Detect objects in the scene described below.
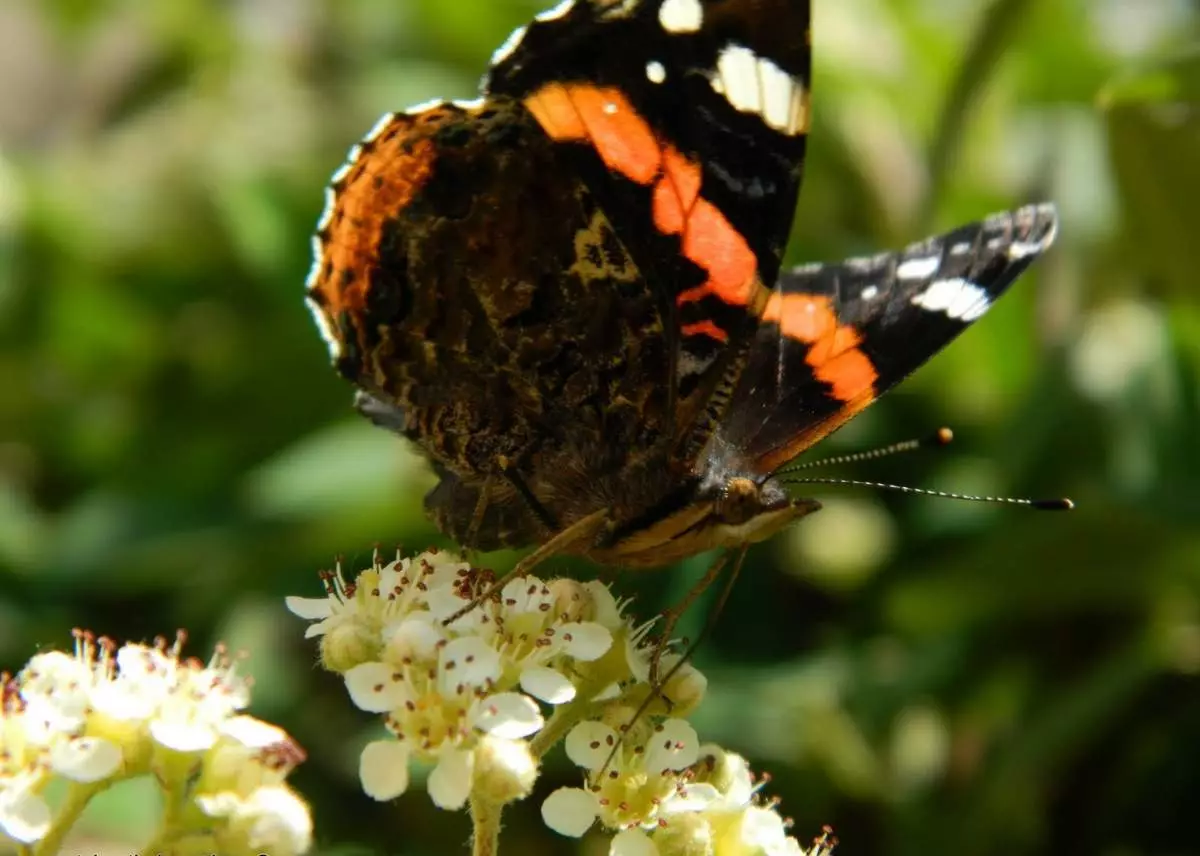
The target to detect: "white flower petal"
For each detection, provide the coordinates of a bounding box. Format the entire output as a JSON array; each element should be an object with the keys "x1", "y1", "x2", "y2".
[
  {"x1": 520, "y1": 666, "x2": 577, "y2": 704},
  {"x1": 541, "y1": 787, "x2": 599, "y2": 837},
  {"x1": 473, "y1": 692, "x2": 544, "y2": 739},
  {"x1": 425, "y1": 585, "x2": 471, "y2": 625},
  {"x1": 114, "y1": 643, "x2": 176, "y2": 682},
  {"x1": 344, "y1": 662, "x2": 407, "y2": 713},
  {"x1": 501, "y1": 575, "x2": 553, "y2": 614},
  {"x1": 284, "y1": 595, "x2": 333, "y2": 621},
  {"x1": 196, "y1": 792, "x2": 240, "y2": 818},
  {"x1": 235, "y1": 785, "x2": 314, "y2": 853},
  {"x1": 359, "y1": 740, "x2": 410, "y2": 800},
  {"x1": 645, "y1": 719, "x2": 699, "y2": 773},
  {"x1": 49, "y1": 737, "x2": 122, "y2": 782},
  {"x1": 667, "y1": 782, "x2": 722, "y2": 813},
  {"x1": 740, "y1": 805, "x2": 789, "y2": 849},
  {"x1": 418, "y1": 551, "x2": 473, "y2": 589},
  {"x1": 303, "y1": 622, "x2": 330, "y2": 639},
  {"x1": 428, "y1": 747, "x2": 474, "y2": 810},
  {"x1": 611, "y1": 828, "x2": 659, "y2": 856},
  {"x1": 582, "y1": 580, "x2": 623, "y2": 628},
  {"x1": 150, "y1": 718, "x2": 218, "y2": 753},
  {"x1": 383, "y1": 615, "x2": 445, "y2": 662},
  {"x1": 90, "y1": 678, "x2": 157, "y2": 722},
  {"x1": 713, "y1": 747, "x2": 754, "y2": 806},
  {"x1": 559, "y1": 622, "x2": 613, "y2": 661},
  {"x1": 439, "y1": 636, "x2": 502, "y2": 691},
  {"x1": 0, "y1": 788, "x2": 52, "y2": 843},
  {"x1": 220, "y1": 715, "x2": 290, "y2": 750},
  {"x1": 565, "y1": 720, "x2": 618, "y2": 771}
]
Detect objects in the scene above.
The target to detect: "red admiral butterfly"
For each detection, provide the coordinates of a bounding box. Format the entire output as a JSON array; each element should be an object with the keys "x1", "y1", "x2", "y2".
[{"x1": 305, "y1": 0, "x2": 1059, "y2": 574}]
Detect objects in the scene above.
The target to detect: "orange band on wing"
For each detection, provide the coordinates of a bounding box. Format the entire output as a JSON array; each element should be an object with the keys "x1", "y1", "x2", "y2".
[
  {"x1": 680, "y1": 320, "x2": 730, "y2": 342},
  {"x1": 763, "y1": 293, "x2": 879, "y2": 402},
  {"x1": 524, "y1": 83, "x2": 765, "y2": 315},
  {"x1": 525, "y1": 83, "x2": 660, "y2": 184}
]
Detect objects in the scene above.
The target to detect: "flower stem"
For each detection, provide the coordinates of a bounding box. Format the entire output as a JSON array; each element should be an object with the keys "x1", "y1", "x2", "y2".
[
  {"x1": 32, "y1": 781, "x2": 105, "y2": 856},
  {"x1": 530, "y1": 703, "x2": 588, "y2": 759},
  {"x1": 470, "y1": 792, "x2": 503, "y2": 856}
]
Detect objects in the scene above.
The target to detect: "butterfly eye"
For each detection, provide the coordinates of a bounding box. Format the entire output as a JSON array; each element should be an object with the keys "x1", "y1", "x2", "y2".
[{"x1": 714, "y1": 477, "x2": 761, "y2": 525}]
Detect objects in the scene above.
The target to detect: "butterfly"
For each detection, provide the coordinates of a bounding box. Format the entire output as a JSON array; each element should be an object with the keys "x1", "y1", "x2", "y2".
[{"x1": 304, "y1": 0, "x2": 1059, "y2": 576}]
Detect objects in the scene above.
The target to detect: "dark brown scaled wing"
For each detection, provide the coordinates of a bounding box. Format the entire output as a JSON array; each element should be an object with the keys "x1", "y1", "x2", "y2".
[
  {"x1": 706, "y1": 203, "x2": 1060, "y2": 477},
  {"x1": 487, "y1": 0, "x2": 813, "y2": 393}
]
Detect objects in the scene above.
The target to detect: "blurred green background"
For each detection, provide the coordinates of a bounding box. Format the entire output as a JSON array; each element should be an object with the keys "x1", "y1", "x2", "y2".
[{"x1": 2, "y1": 0, "x2": 1198, "y2": 853}]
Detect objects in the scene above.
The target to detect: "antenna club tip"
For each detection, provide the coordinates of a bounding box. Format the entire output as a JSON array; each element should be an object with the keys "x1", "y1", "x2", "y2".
[
  {"x1": 933, "y1": 427, "x2": 954, "y2": 445},
  {"x1": 1034, "y1": 498, "x2": 1075, "y2": 511}
]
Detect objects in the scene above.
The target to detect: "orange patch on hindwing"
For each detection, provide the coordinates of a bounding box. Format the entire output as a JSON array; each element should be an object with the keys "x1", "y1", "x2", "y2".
[
  {"x1": 680, "y1": 320, "x2": 730, "y2": 342},
  {"x1": 763, "y1": 293, "x2": 878, "y2": 402},
  {"x1": 524, "y1": 83, "x2": 765, "y2": 319},
  {"x1": 317, "y1": 129, "x2": 437, "y2": 319}
]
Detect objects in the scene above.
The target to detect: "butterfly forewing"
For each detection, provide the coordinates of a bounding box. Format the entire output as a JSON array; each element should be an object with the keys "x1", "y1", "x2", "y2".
[{"x1": 487, "y1": 0, "x2": 812, "y2": 393}]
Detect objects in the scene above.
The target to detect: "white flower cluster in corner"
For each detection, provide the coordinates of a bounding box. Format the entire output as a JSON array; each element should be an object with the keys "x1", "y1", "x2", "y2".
[
  {"x1": 543, "y1": 737, "x2": 837, "y2": 856},
  {"x1": 287, "y1": 548, "x2": 631, "y2": 810},
  {"x1": 0, "y1": 631, "x2": 311, "y2": 854}
]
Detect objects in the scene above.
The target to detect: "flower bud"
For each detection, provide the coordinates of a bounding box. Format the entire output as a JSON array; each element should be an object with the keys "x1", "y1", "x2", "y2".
[{"x1": 472, "y1": 736, "x2": 539, "y2": 806}]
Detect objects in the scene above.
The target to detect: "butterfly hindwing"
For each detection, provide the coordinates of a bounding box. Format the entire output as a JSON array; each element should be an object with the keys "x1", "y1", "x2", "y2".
[
  {"x1": 487, "y1": 0, "x2": 812, "y2": 391},
  {"x1": 708, "y1": 203, "x2": 1060, "y2": 475}
]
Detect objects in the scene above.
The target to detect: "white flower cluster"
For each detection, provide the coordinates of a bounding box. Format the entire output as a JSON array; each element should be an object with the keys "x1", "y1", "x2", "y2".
[
  {"x1": 544, "y1": 737, "x2": 835, "y2": 856},
  {"x1": 290, "y1": 548, "x2": 830, "y2": 856},
  {"x1": 287, "y1": 549, "x2": 645, "y2": 809},
  {"x1": 0, "y1": 631, "x2": 311, "y2": 854}
]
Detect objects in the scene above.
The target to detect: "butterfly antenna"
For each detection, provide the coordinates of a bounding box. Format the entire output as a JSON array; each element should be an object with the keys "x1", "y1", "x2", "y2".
[
  {"x1": 775, "y1": 427, "x2": 955, "y2": 475},
  {"x1": 779, "y1": 475, "x2": 1074, "y2": 510}
]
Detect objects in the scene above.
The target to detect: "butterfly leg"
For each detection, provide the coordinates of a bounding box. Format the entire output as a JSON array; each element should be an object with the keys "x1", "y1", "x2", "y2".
[
  {"x1": 594, "y1": 546, "x2": 749, "y2": 781},
  {"x1": 648, "y1": 547, "x2": 744, "y2": 685},
  {"x1": 441, "y1": 506, "x2": 610, "y2": 627},
  {"x1": 459, "y1": 470, "x2": 497, "y2": 559}
]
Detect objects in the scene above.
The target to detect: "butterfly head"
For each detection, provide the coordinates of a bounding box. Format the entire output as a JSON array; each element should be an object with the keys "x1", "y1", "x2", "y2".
[{"x1": 594, "y1": 473, "x2": 820, "y2": 568}]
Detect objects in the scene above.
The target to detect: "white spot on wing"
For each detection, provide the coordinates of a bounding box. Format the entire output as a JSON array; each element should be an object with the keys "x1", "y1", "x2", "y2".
[
  {"x1": 658, "y1": 0, "x2": 703, "y2": 33},
  {"x1": 403, "y1": 98, "x2": 443, "y2": 116},
  {"x1": 910, "y1": 277, "x2": 991, "y2": 322},
  {"x1": 330, "y1": 144, "x2": 360, "y2": 184},
  {"x1": 306, "y1": 295, "x2": 343, "y2": 360},
  {"x1": 452, "y1": 97, "x2": 485, "y2": 111},
  {"x1": 305, "y1": 235, "x2": 324, "y2": 289},
  {"x1": 363, "y1": 112, "x2": 396, "y2": 143},
  {"x1": 1008, "y1": 238, "x2": 1045, "y2": 260},
  {"x1": 949, "y1": 241, "x2": 971, "y2": 256},
  {"x1": 646, "y1": 60, "x2": 666, "y2": 83},
  {"x1": 317, "y1": 186, "x2": 337, "y2": 230},
  {"x1": 896, "y1": 254, "x2": 940, "y2": 280},
  {"x1": 491, "y1": 25, "x2": 527, "y2": 66},
  {"x1": 861, "y1": 285, "x2": 879, "y2": 301},
  {"x1": 604, "y1": 0, "x2": 641, "y2": 16},
  {"x1": 535, "y1": 0, "x2": 575, "y2": 21},
  {"x1": 710, "y1": 44, "x2": 807, "y2": 135}
]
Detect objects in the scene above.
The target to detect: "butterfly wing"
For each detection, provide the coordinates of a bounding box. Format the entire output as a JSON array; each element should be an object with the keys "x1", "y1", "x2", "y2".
[
  {"x1": 706, "y1": 203, "x2": 1060, "y2": 476},
  {"x1": 488, "y1": 0, "x2": 812, "y2": 397}
]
